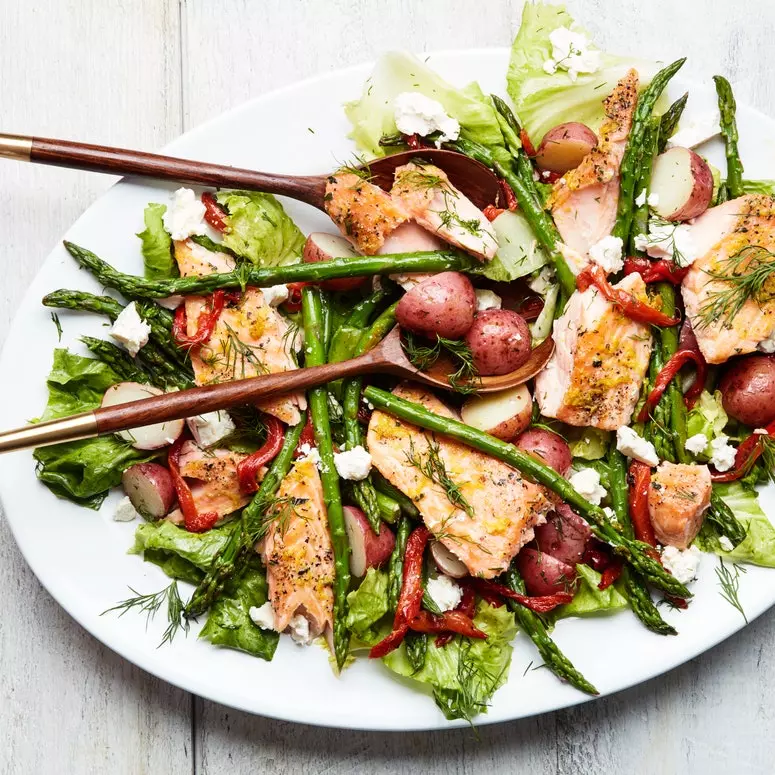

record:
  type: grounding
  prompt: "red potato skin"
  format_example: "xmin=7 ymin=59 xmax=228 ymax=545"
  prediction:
xmin=302 ymin=234 xmax=366 ymax=292
xmin=514 ymin=428 xmax=572 ymax=476
xmin=464 ymin=309 xmax=531 ymax=376
xmin=396 ymin=272 xmax=476 ymax=339
xmin=121 ymin=462 xmax=176 ymax=518
xmin=535 ymin=122 xmax=598 ymax=174
xmin=719 ymin=354 xmax=775 ymax=427
xmin=534 ymin=504 xmax=592 ymax=566
xmin=344 ymin=506 xmax=396 ymax=576
xmin=517 ymin=548 xmax=578 ymax=597
xmin=653 ymin=147 xmax=714 ymax=222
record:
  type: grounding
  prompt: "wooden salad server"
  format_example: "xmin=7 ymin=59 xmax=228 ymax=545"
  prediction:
xmin=0 ymin=134 xmax=501 ymax=209
xmin=0 ymin=330 xmax=553 ymax=453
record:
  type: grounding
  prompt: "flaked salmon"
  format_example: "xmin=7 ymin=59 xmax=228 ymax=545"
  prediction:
xmin=324 ymin=172 xmax=409 ymax=255
xmin=366 ymin=384 xmax=554 ymax=578
xmin=548 ymin=70 xmax=639 ymax=263
xmin=260 ymin=456 xmax=335 ymax=639
xmin=378 ymin=220 xmax=446 ymax=289
xmin=648 ymin=462 xmax=711 ymax=549
xmin=174 ymin=240 xmax=305 ymax=425
xmin=535 ymin=273 xmax=653 ymax=430
xmin=682 ymin=194 xmax=775 ymax=363
xmin=391 ymin=162 xmax=498 ymax=260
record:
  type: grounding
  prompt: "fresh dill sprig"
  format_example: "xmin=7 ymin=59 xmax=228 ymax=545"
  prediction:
xmin=696 ymin=245 xmax=775 ymax=330
xmin=50 ymin=312 xmax=63 ymax=341
xmin=715 ymin=558 xmax=748 ymax=623
xmin=405 ymin=437 xmax=474 ymax=517
xmin=333 ymin=154 xmax=373 ymax=181
xmin=402 ymin=332 xmax=479 ymax=394
xmin=250 ymin=494 xmax=307 ymax=542
xmin=102 ymin=582 xmax=189 ymax=647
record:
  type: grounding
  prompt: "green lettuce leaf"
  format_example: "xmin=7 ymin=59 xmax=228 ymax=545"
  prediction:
xmin=555 ymin=564 xmax=628 ymax=618
xmin=215 ymin=190 xmax=305 ymax=267
xmin=686 ymin=390 xmax=728 ymax=456
xmin=568 ymin=428 xmax=611 ymax=461
xmin=741 ymin=179 xmax=775 ymax=196
xmin=345 ymin=567 xmax=390 ymax=645
xmin=200 ymin=557 xmax=279 ymax=660
xmin=137 ymin=203 xmax=177 ymax=280
xmin=382 ymin=601 xmax=516 ymax=722
xmin=475 ymin=210 xmax=548 ymax=282
xmin=344 ymin=51 xmax=505 ymax=158
xmin=507 ymin=2 xmax=663 ymax=143
xmin=696 ymin=483 xmax=775 ymax=567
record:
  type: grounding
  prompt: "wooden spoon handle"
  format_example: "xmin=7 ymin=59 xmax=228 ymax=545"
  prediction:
xmin=0 ymin=133 xmax=328 ymax=208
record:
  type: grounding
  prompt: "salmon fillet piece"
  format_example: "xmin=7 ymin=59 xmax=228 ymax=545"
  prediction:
xmin=366 ymin=384 xmax=554 ymax=578
xmin=324 ymin=172 xmax=409 ymax=255
xmin=260 ymin=457 xmax=335 ymax=638
xmin=167 ymin=441 xmax=255 ymax=524
xmin=174 ymin=240 xmax=305 ymax=425
xmin=391 ymin=162 xmax=498 ymax=260
xmin=378 ymin=220 xmax=446 ymax=289
xmin=548 ymin=70 xmax=639 ymax=263
xmin=682 ymin=195 xmax=775 ymax=363
xmin=648 ymin=462 xmax=711 ymax=549
xmin=535 ymin=273 xmax=653 ymax=430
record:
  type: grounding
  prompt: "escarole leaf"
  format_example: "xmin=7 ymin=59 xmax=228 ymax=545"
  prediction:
xmin=345 ymin=567 xmax=390 ymax=645
xmin=344 ymin=51 xmax=506 ymax=158
xmin=137 ymin=203 xmax=177 ymax=280
xmin=215 ymin=190 xmax=305 ymax=267
xmin=507 ymin=2 xmax=664 ymax=143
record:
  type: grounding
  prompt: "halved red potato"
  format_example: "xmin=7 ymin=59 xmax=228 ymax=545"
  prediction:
xmin=514 ymin=428 xmax=572 ymax=475
xmin=534 ymin=504 xmax=591 ymax=566
xmin=535 ymin=122 xmax=598 ymax=174
xmin=302 ymin=232 xmax=366 ymax=291
xmin=517 ymin=548 xmax=577 ymax=596
xmin=650 ymin=147 xmax=714 ymax=222
xmin=344 ymin=505 xmax=396 ymax=577
xmin=121 ymin=462 xmax=176 ymax=519
xmin=430 ymin=541 xmax=469 ymax=579
xmin=396 ymin=271 xmax=476 ymax=339
xmin=460 ymin=384 xmax=532 ymax=441
xmin=719 ymin=354 xmax=775 ymax=427
xmin=101 ymin=382 xmax=185 ymax=450
xmin=464 ymin=309 xmax=531 ymax=376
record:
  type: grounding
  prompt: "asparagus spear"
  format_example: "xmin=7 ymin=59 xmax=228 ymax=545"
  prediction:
xmin=612 ymin=58 xmax=686 ymax=242
xmin=184 ymin=416 xmax=305 ymax=619
xmin=63 ymin=241 xmax=472 ymax=299
xmin=302 ymin=287 xmax=351 ymax=669
xmin=707 ymin=490 xmax=747 ymax=547
xmin=629 ymin=118 xmax=660 ymax=254
xmin=363 ymin=386 xmax=691 ymax=599
xmin=713 ymin=75 xmax=744 ymax=199
xmin=503 ymin=563 xmax=598 ymax=695
xmin=387 ymin=516 xmax=411 ymax=610
xmin=81 ymin=336 xmax=152 ymax=384
xmin=657 ymin=92 xmax=689 ymax=154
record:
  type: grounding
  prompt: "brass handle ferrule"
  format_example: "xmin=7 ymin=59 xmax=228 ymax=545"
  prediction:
xmin=0 ymin=133 xmax=32 ymax=161
xmin=0 ymin=412 xmax=98 ymax=453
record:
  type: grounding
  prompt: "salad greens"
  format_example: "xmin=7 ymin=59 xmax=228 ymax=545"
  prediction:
xmin=137 ymin=203 xmax=177 ymax=280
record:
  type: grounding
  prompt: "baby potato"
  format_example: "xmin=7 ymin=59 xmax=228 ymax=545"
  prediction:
xmin=719 ymin=354 xmax=775 ymax=427
xmin=535 ymin=122 xmax=598 ymax=174
xmin=395 ymin=271 xmax=476 ymax=339
xmin=464 ymin=309 xmax=531 ymax=376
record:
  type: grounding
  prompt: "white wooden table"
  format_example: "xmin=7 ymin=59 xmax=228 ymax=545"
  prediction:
xmin=2 ymin=1 xmax=775 ymax=772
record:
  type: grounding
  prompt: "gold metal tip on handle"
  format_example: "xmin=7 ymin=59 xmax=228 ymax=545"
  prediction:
xmin=0 ymin=133 xmax=33 ymax=161
xmin=0 ymin=412 xmax=98 ymax=454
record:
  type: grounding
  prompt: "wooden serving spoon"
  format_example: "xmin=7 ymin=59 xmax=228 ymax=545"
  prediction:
xmin=0 ymin=330 xmax=553 ymax=453
xmin=0 ymin=134 xmax=501 ymax=209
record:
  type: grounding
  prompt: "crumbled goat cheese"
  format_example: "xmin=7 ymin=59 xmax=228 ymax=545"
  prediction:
xmin=393 ymin=92 xmax=460 ymax=142
xmin=261 ymin=284 xmax=289 ymax=307
xmin=186 ymin=411 xmax=235 ymax=447
xmin=616 ymin=426 xmax=659 ymax=466
xmin=114 ymin=496 xmax=141 ymax=522
xmin=333 ymin=445 xmax=372 ymax=481
xmin=426 ymin=575 xmax=463 ymax=612
xmin=162 ymin=187 xmax=207 ymax=241
xmin=588 ymin=235 xmax=624 ymax=274
xmin=568 ymin=468 xmax=607 ymax=506
xmin=758 ymin=329 xmax=775 ymax=354
xmin=542 ymin=27 xmax=602 ymax=81
xmin=297 ymin=443 xmax=321 ymax=468
xmin=635 ymin=189 xmax=647 ymax=207
xmin=755 ymin=428 xmax=770 ymax=435
xmin=666 ymin=111 xmax=721 ymax=150
xmin=633 ymin=221 xmax=699 ymax=267
xmin=709 ymin=434 xmax=736 ymax=472
xmin=110 ymin=301 xmax=151 ymax=357
xmin=685 ymin=433 xmax=709 ymax=456
xmin=288 ymin=614 xmax=312 ymax=645
xmin=475 ymin=289 xmax=502 ymax=311
xmin=528 ymin=265 xmax=556 ymax=296
xmin=647 ymin=192 xmax=660 ymax=207
xmin=157 ymin=295 xmax=184 ymax=311
xmin=661 ymin=545 xmax=702 ymax=584
xmin=718 ymin=535 xmax=734 ymax=552
xmin=249 ymin=602 xmax=276 ymax=631
xmin=602 ymin=506 xmax=617 ymax=523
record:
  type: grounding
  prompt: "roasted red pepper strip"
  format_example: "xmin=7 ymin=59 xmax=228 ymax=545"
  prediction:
xmin=577 ymin=264 xmax=681 ymax=327
xmin=369 ymin=526 xmax=430 ymax=659
xmin=710 ymin=420 xmax=775 ymax=482
xmin=623 ymin=256 xmax=689 ymax=285
xmin=638 ymin=349 xmax=707 ymax=422
xmin=435 ymin=585 xmax=477 ymax=647
xmin=411 ymin=610 xmax=487 ymax=639
xmin=598 ymin=560 xmax=623 ymax=590
xmin=628 ymin=460 xmax=657 ymax=549
xmin=519 ymin=128 xmax=537 ymax=158
xmin=201 ymin=192 xmax=228 ymax=233
xmin=469 ymin=578 xmax=574 ymax=613
xmin=236 ymin=415 xmax=285 ymax=494
xmin=483 ymin=204 xmax=505 ymax=222
xmin=168 ymin=437 xmax=218 ymax=533
xmin=498 ymin=178 xmax=518 ymax=211
xmin=283 ymin=282 xmax=308 ymax=313
xmin=172 ymin=290 xmax=227 ymax=350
